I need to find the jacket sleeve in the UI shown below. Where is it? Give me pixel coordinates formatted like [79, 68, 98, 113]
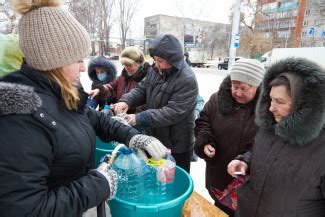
[0, 116, 111, 217]
[195, 95, 205, 118]
[194, 93, 218, 159]
[119, 76, 148, 109]
[235, 150, 252, 166]
[135, 75, 198, 127]
[85, 107, 140, 145]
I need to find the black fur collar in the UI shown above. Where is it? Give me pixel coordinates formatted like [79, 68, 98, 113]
[256, 58, 325, 146]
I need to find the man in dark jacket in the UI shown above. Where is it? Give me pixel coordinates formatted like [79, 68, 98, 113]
[228, 58, 325, 217]
[114, 34, 198, 173]
[194, 58, 265, 216]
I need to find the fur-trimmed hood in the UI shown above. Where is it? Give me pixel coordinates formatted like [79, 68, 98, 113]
[217, 76, 259, 115]
[256, 58, 325, 146]
[0, 82, 42, 115]
[88, 56, 117, 83]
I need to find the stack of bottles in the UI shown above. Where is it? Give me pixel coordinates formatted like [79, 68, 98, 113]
[112, 148, 176, 204]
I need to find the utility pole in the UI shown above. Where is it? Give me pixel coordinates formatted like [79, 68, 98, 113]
[228, 0, 241, 71]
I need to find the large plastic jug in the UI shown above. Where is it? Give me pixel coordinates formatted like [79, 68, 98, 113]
[144, 151, 176, 203]
[112, 148, 144, 202]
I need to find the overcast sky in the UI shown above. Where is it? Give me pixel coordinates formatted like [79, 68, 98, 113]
[111, 0, 234, 39]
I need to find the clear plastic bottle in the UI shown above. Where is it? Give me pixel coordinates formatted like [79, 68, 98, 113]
[145, 151, 176, 203]
[112, 148, 144, 202]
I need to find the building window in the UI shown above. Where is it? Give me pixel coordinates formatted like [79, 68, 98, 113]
[303, 20, 309, 26]
[302, 31, 306, 37]
[300, 42, 305, 47]
[311, 42, 316, 47]
[315, 20, 320, 26]
[305, 9, 310, 16]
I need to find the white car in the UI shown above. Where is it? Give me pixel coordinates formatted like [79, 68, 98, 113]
[203, 60, 222, 68]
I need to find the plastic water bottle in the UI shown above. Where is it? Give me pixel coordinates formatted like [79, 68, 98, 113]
[145, 151, 176, 203]
[101, 104, 113, 117]
[112, 148, 144, 202]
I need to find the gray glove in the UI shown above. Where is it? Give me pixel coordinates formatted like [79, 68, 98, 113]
[129, 134, 167, 160]
[96, 162, 118, 200]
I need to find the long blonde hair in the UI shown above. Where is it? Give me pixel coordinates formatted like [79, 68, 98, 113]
[44, 68, 80, 110]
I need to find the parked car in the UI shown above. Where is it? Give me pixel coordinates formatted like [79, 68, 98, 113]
[217, 57, 241, 70]
[203, 59, 223, 68]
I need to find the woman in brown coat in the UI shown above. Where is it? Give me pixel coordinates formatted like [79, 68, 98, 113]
[90, 47, 149, 114]
[194, 58, 265, 216]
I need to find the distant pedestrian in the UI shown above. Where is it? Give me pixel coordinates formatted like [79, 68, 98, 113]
[113, 34, 198, 173]
[184, 51, 192, 67]
[228, 58, 325, 217]
[195, 58, 265, 216]
[87, 56, 117, 110]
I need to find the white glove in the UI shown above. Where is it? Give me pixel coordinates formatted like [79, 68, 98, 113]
[96, 162, 118, 200]
[129, 134, 167, 160]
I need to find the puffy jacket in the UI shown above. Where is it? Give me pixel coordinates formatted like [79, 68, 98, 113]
[119, 34, 198, 153]
[0, 64, 139, 217]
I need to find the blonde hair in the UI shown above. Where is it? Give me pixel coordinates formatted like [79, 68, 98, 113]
[44, 68, 80, 110]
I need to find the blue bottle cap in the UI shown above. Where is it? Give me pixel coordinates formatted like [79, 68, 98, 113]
[120, 148, 132, 155]
[104, 104, 110, 109]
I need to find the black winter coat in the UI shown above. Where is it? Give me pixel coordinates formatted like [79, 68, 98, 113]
[236, 58, 325, 217]
[0, 64, 139, 217]
[119, 34, 198, 153]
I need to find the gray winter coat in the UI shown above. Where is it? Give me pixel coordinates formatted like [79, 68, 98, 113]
[119, 34, 198, 153]
[236, 58, 325, 217]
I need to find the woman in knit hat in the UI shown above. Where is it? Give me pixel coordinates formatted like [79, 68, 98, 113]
[89, 46, 149, 114]
[228, 58, 325, 217]
[87, 56, 117, 110]
[194, 58, 265, 216]
[0, 1, 167, 216]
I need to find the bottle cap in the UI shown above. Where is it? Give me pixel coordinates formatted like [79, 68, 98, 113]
[120, 148, 132, 155]
[104, 104, 110, 109]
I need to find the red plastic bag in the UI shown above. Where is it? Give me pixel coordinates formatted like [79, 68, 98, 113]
[210, 175, 249, 211]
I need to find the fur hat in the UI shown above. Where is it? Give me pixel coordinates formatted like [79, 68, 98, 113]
[120, 47, 145, 66]
[10, 0, 91, 71]
[230, 58, 265, 87]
